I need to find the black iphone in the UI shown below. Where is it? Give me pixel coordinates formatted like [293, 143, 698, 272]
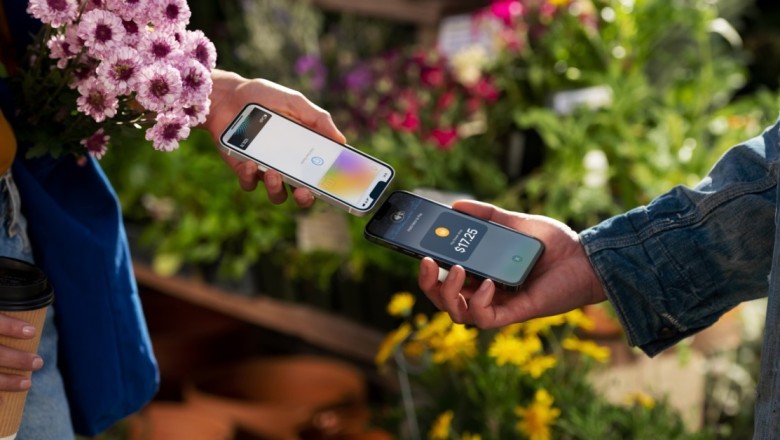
[364, 191, 544, 291]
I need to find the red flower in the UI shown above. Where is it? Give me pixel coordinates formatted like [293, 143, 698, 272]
[429, 127, 459, 150]
[470, 77, 500, 102]
[421, 65, 446, 88]
[488, 0, 525, 27]
[388, 110, 420, 132]
[436, 90, 457, 110]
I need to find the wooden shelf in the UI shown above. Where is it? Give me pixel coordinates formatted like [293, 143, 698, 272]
[133, 262, 384, 364]
[310, 0, 489, 44]
[311, 0, 487, 25]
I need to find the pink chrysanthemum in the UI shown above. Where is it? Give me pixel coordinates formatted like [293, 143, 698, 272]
[152, 0, 191, 30]
[96, 46, 142, 95]
[77, 78, 119, 122]
[180, 30, 217, 70]
[46, 27, 83, 69]
[138, 31, 182, 64]
[106, 0, 150, 21]
[81, 128, 111, 159]
[177, 58, 212, 106]
[78, 9, 126, 58]
[27, 0, 79, 28]
[182, 99, 210, 126]
[68, 63, 98, 89]
[120, 18, 143, 46]
[145, 112, 190, 151]
[136, 63, 183, 113]
[85, 0, 107, 11]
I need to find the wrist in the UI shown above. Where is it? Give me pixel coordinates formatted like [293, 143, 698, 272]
[204, 69, 245, 134]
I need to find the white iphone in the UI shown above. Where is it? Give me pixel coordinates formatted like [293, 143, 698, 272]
[219, 103, 395, 216]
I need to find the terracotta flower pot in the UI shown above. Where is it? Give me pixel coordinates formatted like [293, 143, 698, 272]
[580, 304, 624, 338]
[183, 355, 368, 439]
[128, 402, 234, 440]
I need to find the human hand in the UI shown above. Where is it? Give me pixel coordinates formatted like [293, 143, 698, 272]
[0, 314, 43, 391]
[204, 69, 347, 207]
[417, 200, 608, 328]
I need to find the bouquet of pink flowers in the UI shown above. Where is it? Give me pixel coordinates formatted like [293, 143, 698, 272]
[14, 0, 216, 158]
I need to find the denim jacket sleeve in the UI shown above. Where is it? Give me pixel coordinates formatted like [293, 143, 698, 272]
[579, 121, 780, 356]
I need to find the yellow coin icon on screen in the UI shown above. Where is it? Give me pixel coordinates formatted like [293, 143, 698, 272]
[435, 227, 450, 238]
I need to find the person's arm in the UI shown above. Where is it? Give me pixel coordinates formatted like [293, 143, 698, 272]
[583, 124, 779, 355]
[202, 69, 346, 206]
[0, 71, 348, 391]
[419, 120, 780, 356]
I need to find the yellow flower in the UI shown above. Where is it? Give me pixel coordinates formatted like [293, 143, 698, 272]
[387, 292, 416, 318]
[375, 322, 412, 366]
[428, 410, 454, 440]
[624, 391, 656, 410]
[548, 0, 572, 7]
[403, 339, 427, 360]
[562, 309, 595, 331]
[414, 313, 429, 328]
[522, 355, 558, 379]
[431, 324, 479, 366]
[514, 389, 561, 440]
[416, 312, 453, 343]
[461, 433, 482, 440]
[488, 333, 542, 367]
[499, 323, 524, 336]
[523, 315, 567, 336]
[562, 336, 611, 363]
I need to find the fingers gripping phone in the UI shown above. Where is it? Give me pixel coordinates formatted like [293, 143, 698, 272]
[364, 191, 544, 291]
[219, 103, 395, 216]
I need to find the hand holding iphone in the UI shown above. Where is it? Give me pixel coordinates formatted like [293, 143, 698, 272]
[219, 103, 395, 216]
[364, 191, 544, 290]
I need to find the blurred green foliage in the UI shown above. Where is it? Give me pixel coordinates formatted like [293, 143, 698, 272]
[100, 0, 780, 330]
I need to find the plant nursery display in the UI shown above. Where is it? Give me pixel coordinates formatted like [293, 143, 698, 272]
[89, 0, 780, 438]
[373, 292, 713, 440]
[104, 0, 780, 296]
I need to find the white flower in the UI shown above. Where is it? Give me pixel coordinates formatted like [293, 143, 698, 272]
[583, 150, 609, 188]
[449, 45, 490, 87]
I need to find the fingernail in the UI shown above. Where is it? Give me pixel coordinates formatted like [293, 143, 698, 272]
[419, 262, 427, 277]
[22, 326, 35, 337]
[268, 174, 280, 187]
[479, 279, 492, 292]
[19, 379, 31, 390]
[32, 356, 44, 370]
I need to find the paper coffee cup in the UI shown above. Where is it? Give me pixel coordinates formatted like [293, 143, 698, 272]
[0, 257, 55, 439]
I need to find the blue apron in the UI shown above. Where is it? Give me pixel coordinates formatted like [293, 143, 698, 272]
[12, 151, 159, 435]
[2, 0, 159, 432]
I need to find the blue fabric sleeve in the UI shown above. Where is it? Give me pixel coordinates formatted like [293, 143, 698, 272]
[579, 121, 780, 356]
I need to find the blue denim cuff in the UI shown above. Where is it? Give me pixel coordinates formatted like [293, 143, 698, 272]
[579, 211, 698, 357]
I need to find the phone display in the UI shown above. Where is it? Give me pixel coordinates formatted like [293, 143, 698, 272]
[220, 104, 394, 215]
[365, 191, 544, 289]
